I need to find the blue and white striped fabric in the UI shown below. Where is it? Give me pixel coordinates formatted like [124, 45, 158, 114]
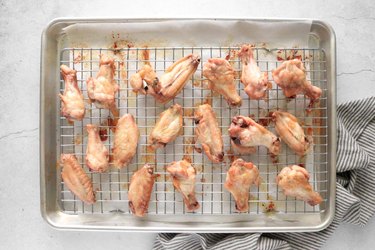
[154, 97, 375, 250]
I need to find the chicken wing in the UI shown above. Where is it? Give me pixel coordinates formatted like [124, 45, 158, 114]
[202, 58, 242, 107]
[228, 116, 281, 155]
[194, 104, 224, 163]
[224, 158, 260, 212]
[86, 124, 109, 172]
[156, 54, 200, 103]
[166, 160, 200, 211]
[272, 111, 311, 156]
[59, 65, 85, 122]
[277, 165, 322, 206]
[128, 164, 155, 217]
[130, 64, 159, 95]
[129, 54, 200, 103]
[61, 154, 95, 204]
[272, 59, 322, 101]
[149, 104, 183, 150]
[239, 45, 270, 100]
[112, 114, 139, 168]
[87, 54, 119, 116]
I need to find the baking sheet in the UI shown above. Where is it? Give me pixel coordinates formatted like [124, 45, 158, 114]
[57, 19, 327, 219]
[61, 19, 312, 49]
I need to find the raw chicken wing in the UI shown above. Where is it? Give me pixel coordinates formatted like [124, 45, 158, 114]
[61, 154, 95, 204]
[224, 158, 260, 212]
[272, 59, 321, 101]
[86, 124, 109, 172]
[87, 54, 119, 117]
[194, 104, 224, 163]
[166, 160, 200, 211]
[277, 165, 322, 206]
[203, 58, 242, 107]
[59, 65, 85, 122]
[149, 104, 183, 149]
[112, 114, 139, 168]
[128, 164, 155, 217]
[239, 45, 270, 100]
[228, 116, 281, 155]
[272, 111, 311, 156]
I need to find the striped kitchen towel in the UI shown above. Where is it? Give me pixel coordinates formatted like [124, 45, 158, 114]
[153, 96, 375, 250]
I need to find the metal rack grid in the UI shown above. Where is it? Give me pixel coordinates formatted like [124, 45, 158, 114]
[57, 46, 328, 216]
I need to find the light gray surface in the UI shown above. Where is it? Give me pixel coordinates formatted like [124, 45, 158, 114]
[1, 0, 374, 249]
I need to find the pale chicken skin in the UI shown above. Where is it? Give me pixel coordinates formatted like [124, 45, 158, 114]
[112, 114, 139, 168]
[59, 65, 85, 122]
[149, 104, 183, 149]
[194, 104, 224, 163]
[272, 59, 322, 101]
[239, 45, 270, 100]
[130, 64, 159, 95]
[86, 124, 109, 172]
[128, 164, 155, 217]
[166, 160, 200, 211]
[61, 154, 95, 204]
[130, 54, 200, 103]
[87, 54, 119, 116]
[228, 116, 281, 155]
[272, 111, 311, 156]
[224, 159, 260, 212]
[203, 58, 242, 107]
[277, 165, 322, 206]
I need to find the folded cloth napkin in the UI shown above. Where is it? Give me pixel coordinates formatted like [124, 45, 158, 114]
[153, 97, 375, 250]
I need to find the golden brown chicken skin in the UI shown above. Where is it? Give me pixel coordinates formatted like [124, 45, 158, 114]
[59, 65, 85, 122]
[194, 104, 224, 163]
[87, 54, 119, 117]
[224, 159, 260, 212]
[272, 111, 311, 156]
[61, 154, 95, 204]
[203, 58, 242, 107]
[130, 64, 159, 96]
[277, 165, 322, 206]
[112, 114, 139, 169]
[228, 116, 281, 155]
[149, 104, 183, 150]
[85, 124, 109, 172]
[272, 59, 321, 101]
[166, 160, 200, 211]
[238, 45, 270, 100]
[128, 164, 155, 217]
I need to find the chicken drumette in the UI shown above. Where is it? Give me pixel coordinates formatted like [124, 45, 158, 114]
[86, 124, 109, 172]
[194, 104, 224, 163]
[224, 159, 260, 212]
[149, 104, 183, 150]
[277, 165, 322, 206]
[228, 116, 281, 155]
[203, 58, 242, 107]
[272, 111, 311, 156]
[272, 59, 322, 101]
[238, 45, 270, 100]
[130, 54, 200, 103]
[59, 65, 85, 122]
[128, 164, 155, 217]
[166, 160, 200, 211]
[112, 114, 139, 169]
[87, 54, 119, 117]
[61, 154, 95, 204]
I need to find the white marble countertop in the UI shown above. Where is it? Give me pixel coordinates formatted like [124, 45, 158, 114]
[1, 0, 374, 249]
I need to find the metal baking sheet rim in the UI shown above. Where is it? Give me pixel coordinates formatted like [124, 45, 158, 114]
[40, 18, 336, 232]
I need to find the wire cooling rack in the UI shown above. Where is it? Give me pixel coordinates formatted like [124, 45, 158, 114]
[58, 46, 328, 216]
